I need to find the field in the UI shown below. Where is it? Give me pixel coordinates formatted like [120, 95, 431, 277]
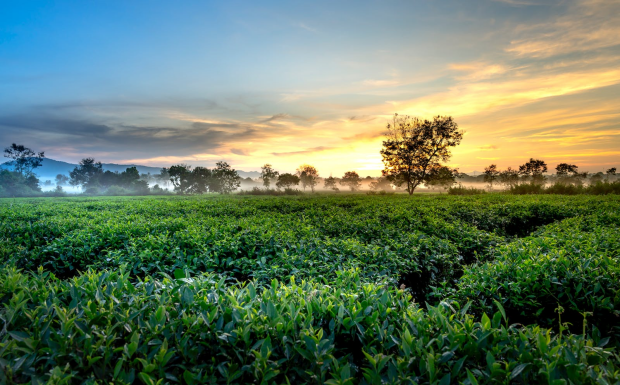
[1, 194, 619, 384]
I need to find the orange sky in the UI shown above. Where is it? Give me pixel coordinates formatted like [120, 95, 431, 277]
[2, 0, 619, 175]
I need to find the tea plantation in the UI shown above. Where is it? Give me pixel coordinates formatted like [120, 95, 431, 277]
[1, 194, 619, 384]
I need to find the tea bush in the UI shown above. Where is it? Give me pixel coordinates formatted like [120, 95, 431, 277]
[1, 194, 619, 383]
[1, 267, 618, 384]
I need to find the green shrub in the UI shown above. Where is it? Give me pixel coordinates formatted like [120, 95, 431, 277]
[448, 186, 486, 195]
[1, 267, 617, 384]
[439, 216, 620, 337]
[509, 183, 545, 195]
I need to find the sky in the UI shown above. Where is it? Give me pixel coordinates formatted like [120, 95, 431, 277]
[1, 0, 619, 175]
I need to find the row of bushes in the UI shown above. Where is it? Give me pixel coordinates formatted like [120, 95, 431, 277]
[1, 267, 617, 384]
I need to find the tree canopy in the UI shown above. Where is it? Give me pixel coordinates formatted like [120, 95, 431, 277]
[296, 164, 319, 192]
[3, 143, 45, 176]
[340, 171, 361, 191]
[380, 114, 463, 195]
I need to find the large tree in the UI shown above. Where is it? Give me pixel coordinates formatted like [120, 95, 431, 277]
[296, 164, 319, 192]
[3, 143, 45, 176]
[276, 173, 300, 190]
[518, 158, 547, 185]
[55, 174, 69, 186]
[260, 164, 279, 189]
[498, 167, 520, 189]
[323, 176, 339, 192]
[212, 161, 241, 194]
[606, 167, 616, 181]
[69, 158, 103, 188]
[340, 171, 361, 191]
[555, 163, 587, 185]
[380, 114, 463, 195]
[483, 164, 500, 190]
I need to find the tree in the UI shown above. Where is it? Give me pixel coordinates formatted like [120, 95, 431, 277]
[260, 164, 279, 189]
[518, 158, 547, 185]
[555, 163, 587, 185]
[607, 167, 617, 181]
[70, 158, 103, 188]
[483, 164, 500, 190]
[323, 176, 339, 192]
[425, 166, 458, 191]
[369, 177, 393, 191]
[3, 143, 45, 176]
[0, 170, 41, 196]
[189, 167, 213, 194]
[212, 161, 241, 194]
[55, 174, 69, 186]
[498, 167, 520, 188]
[166, 164, 193, 194]
[296, 164, 319, 192]
[340, 171, 362, 191]
[380, 114, 463, 195]
[157, 168, 170, 188]
[276, 173, 300, 190]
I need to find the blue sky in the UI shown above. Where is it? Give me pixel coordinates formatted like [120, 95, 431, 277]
[1, 0, 619, 174]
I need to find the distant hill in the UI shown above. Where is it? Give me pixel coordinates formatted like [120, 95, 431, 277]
[0, 158, 261, 181]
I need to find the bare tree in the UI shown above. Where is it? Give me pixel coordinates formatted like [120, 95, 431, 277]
[380, 114, 463, 195]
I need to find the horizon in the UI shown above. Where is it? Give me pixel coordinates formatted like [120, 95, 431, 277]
[1, 0, 619, 175]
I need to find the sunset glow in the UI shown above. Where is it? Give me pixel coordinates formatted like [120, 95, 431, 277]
[1, 0, 619, 175]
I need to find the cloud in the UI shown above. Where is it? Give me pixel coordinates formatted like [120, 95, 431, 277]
[506, 0, 620, 58]
[231, 148, 252, 156]
[478, 145, 499, 150]
[271, 146, 334, 157]
[361, 79, 401, 87]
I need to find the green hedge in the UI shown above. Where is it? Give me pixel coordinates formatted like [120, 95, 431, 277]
[1, 268, 618, 384]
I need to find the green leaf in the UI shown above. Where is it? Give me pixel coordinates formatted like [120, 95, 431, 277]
[510, 363, 528, 379]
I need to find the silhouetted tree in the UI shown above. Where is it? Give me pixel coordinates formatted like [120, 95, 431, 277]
[260, 164, 279, 189]
[3, 143, 45, 176]
[483, 164, 500, 190]
[276, 173, 300, 190]
[55, 174, 69, 186]
[518, 158, 547, 185]
[188, 167, 212, 194]
[555, 163, 587, 186]
[425, 166, 458, 191]
[212, 161, 241, 194]
[324, 176, 339, 192]
[498, 167, 520, 188]
[590, 172, 604, 184]
[607, 167, 617, 181]
[296, 164, 319, 192]
[70, 158, 103, 188]
[340, 171, 362, 191]
[380, 114, 463, 195]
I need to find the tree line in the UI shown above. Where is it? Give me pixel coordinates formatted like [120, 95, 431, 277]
[2, 113, 618, 197]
